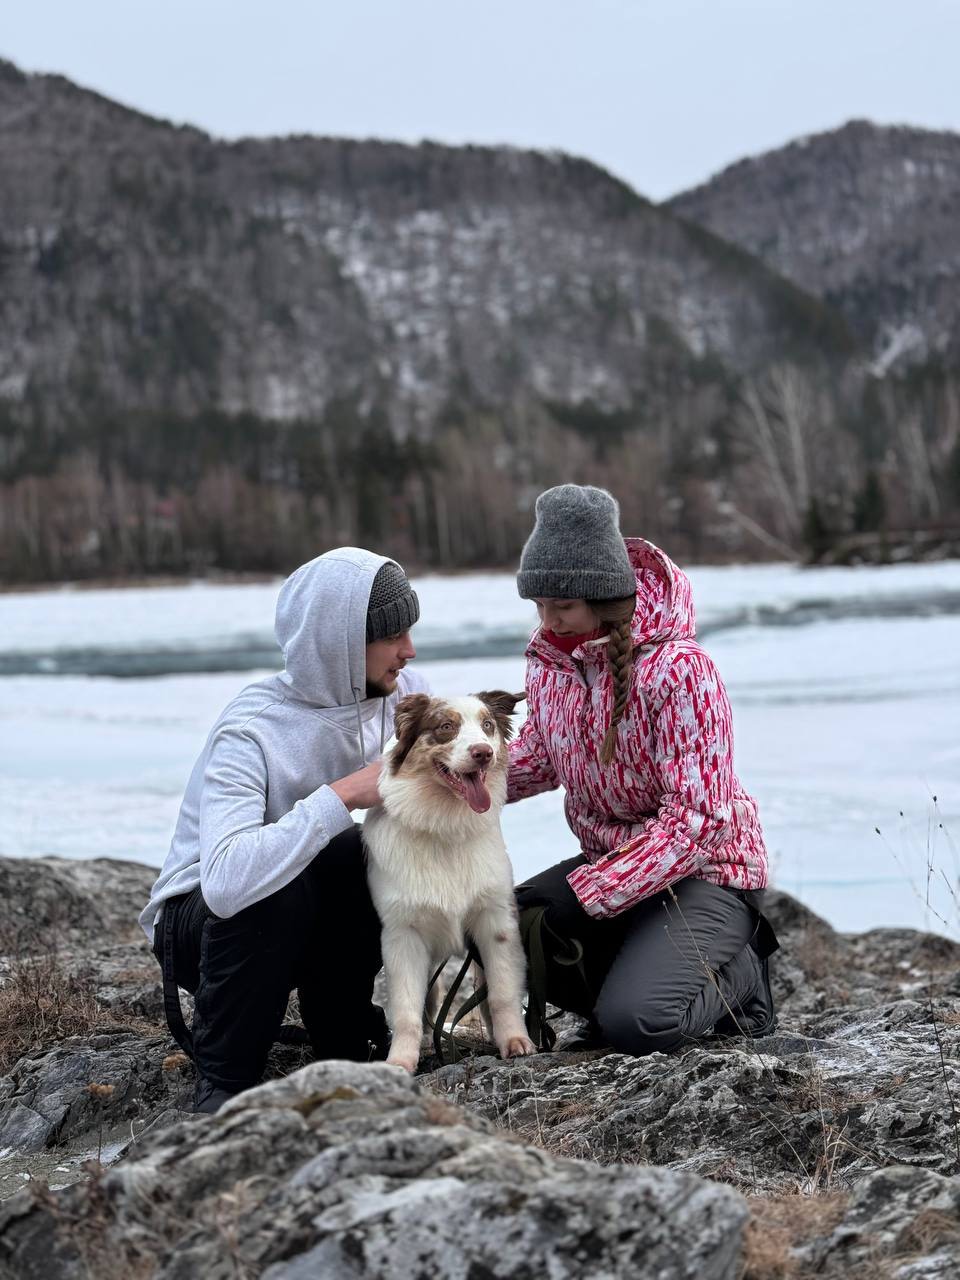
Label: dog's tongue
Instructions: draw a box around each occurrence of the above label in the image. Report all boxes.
[461,770,491,814]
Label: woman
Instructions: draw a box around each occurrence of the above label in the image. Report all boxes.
[508,484,778,1055]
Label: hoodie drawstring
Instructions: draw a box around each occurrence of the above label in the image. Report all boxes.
[352,688,390,768]
[352,688,368,767]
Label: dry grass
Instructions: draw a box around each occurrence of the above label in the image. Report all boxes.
[0,944,162,1073]
[741,1193,960,1279]
[895,1206,960,1255]
[109,963,162,985]
[740,1191,849,1279]
[0,950,105,1073]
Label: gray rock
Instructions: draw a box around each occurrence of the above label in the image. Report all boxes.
[437,1026,959,1190]
[4,862,960,1275]
[0,857,155,954]
[0,1060,748,1280]
[0,938,166,1028]
[800,1165,960,1275]
[764,889,960,1025]
[0,1030,190,1153]
[421,936,960,1191]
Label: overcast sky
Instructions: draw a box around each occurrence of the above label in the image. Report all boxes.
[4,0,958,200]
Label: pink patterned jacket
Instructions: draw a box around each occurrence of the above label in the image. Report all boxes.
[507,538,768,919]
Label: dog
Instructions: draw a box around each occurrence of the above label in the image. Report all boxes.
[363,690,536,1073]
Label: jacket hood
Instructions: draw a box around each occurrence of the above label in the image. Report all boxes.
[528,537,696,662]
[275,546,393,709]
[625,538,696,646]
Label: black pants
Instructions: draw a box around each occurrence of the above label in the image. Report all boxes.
[153,826,386,1092]
[517,856,779,1055]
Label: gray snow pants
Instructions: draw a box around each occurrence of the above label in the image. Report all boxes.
[516,855,779,1055]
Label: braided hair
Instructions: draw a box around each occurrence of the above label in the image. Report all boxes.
[588,595,636,766]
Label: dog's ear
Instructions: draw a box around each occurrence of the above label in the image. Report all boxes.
[390,693,432,771]
[475,690,526,742]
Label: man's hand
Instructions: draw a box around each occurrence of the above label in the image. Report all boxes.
[330,762,383,811]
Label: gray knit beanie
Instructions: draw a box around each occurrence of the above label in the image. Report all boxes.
[366,561,420,641]
[516,485,635,601]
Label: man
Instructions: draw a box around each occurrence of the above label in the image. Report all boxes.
[140,547,427,1113]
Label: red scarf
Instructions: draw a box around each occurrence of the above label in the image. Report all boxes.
[542,627,606,655]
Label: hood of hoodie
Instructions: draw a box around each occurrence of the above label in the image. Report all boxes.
[275,546,394,711]
[528,537,696,662]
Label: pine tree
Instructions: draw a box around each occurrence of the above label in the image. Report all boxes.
[802,497,832,562]
[852,468,886,532]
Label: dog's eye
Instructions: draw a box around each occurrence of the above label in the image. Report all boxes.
[482,719,495,734]
[440,720,454,732]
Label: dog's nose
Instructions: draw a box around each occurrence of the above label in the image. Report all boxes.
[469,744,494,765]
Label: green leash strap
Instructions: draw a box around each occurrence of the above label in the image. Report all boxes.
[431,951,489,1064]
[426,911,589,1064]
[519,905,588,1051]
[445,973,491,1051]
[520,906,553,1050]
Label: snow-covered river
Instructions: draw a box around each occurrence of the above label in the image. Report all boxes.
[1,559,958,937]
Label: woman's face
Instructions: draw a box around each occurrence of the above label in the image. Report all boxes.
[534,598,600,636]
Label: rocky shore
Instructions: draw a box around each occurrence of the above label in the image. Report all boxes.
[1,856,959,1277]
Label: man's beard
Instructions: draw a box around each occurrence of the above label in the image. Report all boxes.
[366,677,395,699]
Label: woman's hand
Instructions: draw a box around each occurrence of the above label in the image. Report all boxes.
[330,762,383,810]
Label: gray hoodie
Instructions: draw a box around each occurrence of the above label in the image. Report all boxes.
[139,547,429,942]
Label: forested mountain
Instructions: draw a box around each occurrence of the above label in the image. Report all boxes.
[670,120,960,373]
[0,60,957,581]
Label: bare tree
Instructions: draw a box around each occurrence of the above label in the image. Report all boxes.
[894,410,941,522]
[731,364,844,554]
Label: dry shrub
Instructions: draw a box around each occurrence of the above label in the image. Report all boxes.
[896,1206,960,1254]
[740,1217,795,1280]
[420,1096,465,1127]
[740,1191,849,1279]
[0,950,104,1072]
[110,963,163,985]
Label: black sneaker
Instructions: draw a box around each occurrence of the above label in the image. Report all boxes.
[748,955,778,1037]
[713,953,778,1039]
[554,1015,608,1052]
[193,1078,240,1115]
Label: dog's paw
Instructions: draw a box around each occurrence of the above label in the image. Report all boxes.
[501,1035,536,1059]
[386,1051,420,1075]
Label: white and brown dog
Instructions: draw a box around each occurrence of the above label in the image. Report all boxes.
[363,690,536,1073]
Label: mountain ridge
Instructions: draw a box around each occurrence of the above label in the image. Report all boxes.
[669,118,960,368]
[0,56,856,437]
[1,57,957,581]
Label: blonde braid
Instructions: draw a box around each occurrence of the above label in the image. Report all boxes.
[589,596,636,766]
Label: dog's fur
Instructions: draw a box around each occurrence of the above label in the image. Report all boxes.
[363,690,535,1073]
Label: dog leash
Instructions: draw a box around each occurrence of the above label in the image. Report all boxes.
[428,952,488,1064]
[425,909,588,1064]
[518,906,587,1053]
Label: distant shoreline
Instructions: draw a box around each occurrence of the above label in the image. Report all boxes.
[0,553,784,594]
[4,531,960,594]
[0,570,282,595]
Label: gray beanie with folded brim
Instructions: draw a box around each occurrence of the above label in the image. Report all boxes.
[517,485,635,601]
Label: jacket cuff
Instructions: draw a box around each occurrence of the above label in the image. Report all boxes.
[312,785,356,841]
[565,864,609,920]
